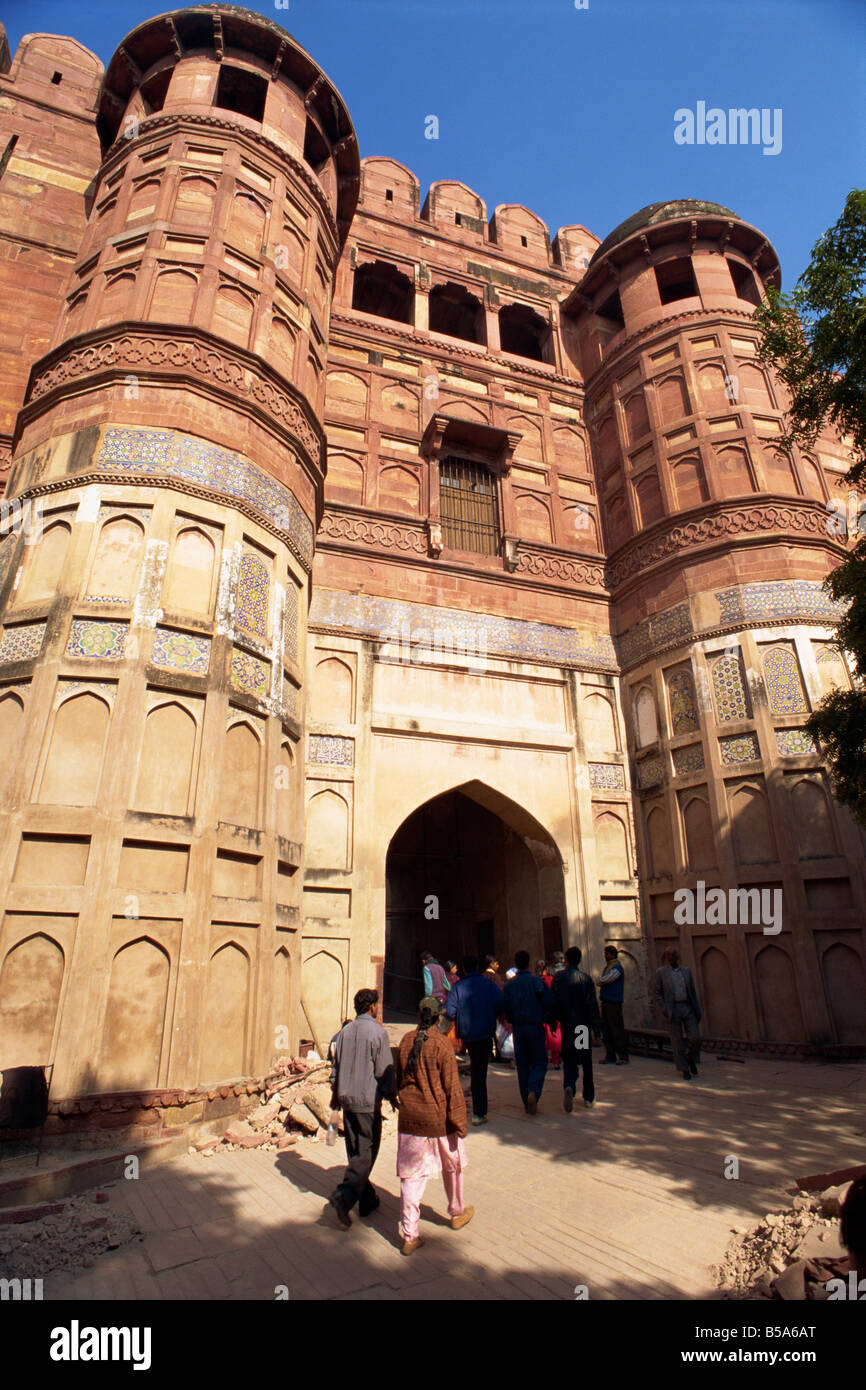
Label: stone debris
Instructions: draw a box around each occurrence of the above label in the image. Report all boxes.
[713,1185,852,1299]
[0,1189,140,1281]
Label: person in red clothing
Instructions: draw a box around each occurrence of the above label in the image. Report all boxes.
[394,996,472,1256]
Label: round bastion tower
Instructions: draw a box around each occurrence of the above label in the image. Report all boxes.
[0,6,359,1108]
[563,200,866,1049]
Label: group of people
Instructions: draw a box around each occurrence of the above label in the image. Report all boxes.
[325,943,635,1253]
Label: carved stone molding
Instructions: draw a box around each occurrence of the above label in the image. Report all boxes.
[22,328,324,472]
[606,498,842,591]
[318,508,426,553]
[516,547,606,588]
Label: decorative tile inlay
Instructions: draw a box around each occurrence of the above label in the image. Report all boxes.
[0,621,46,663]
[230,646,269,699]
[636,756,664,789]
[672,743,705,775]
[82,594,128,605]
[308,590,618,671]
[619,602,693,667]
[762,645,808,715]
[283,678,300,719]
[65,619,128,660]
[284,587,298,663]
[667,668,699,736]
[710,654,749,723]
[97,429,314,569]
[719,732,760,765]
[588,762,625,790]
[775,727,817,757]
[237,550,269,640]
[308,735,354,766]
[152,628,211,675]
[716,579,846,625]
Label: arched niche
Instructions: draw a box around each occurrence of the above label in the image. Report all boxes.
[134,701,197,816]
[163,526,215,615]
[595,811,630,880]
[681,794,716,871]
[222,720,261,828]
[312,656,353,723]
[700,946,738,1037]
[99,937,169,1091]
[38,692,110,806]
[646,804,673,877]
[200,942,249,1083]
[633,686,658,748]
[729,782,775,864]
[0,932,64,1067]
[754,944,805,1042]
[85,516,145,601]
[514,493,552,543]
[151,268,197,324]
[821,942,866,1043]
[582,691,616,750]
[15,520,71,605]
[306,789,349,870]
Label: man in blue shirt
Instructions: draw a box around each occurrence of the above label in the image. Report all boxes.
[598,945,629,1065]
[502,950,555,1114]
[446,954,504,1125]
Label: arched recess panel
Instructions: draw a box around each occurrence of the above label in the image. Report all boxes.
[174,175,216,222]
[200,942,249,1083]
[633,687,657,747]
[514,494,552,543]
[222,721,261,827]
[646,804,673,877]
[0,932,64,1067]
[821,942,866,1043]
[672,456,709,509]
[583,691,616,749]
[312,656,353,723]
[301,948,344,1055]
[595,811,629,880]
[790,778,836,858]
[15,521,71,605]
[151,269,197,324]
[753,943,805,1042]
[617,949,643,1029]
[378,465,420,515]
[227,192,267,250]
[38,693,110,806]
[635,471,664,527]
[85,517,145,601]
[729,782,776,865]
[700,945,738,1038]
[273,944,295,1051]
[680,793,716,871]
[164,527,215,615]
[213,284,254,348]
[0,692,24,802]
[306,789,349,869]
[98,937,170,1091]
[277,740,295,841]
[134,701,198,815]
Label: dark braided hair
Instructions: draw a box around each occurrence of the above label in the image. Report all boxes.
[406,1005,438,1079]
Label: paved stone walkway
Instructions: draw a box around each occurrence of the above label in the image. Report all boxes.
[45,1055,865,1301]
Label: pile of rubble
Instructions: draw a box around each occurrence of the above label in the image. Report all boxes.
[0,1188,139,1281]
[714,1183,850,1299]
[189,1057,399,1157]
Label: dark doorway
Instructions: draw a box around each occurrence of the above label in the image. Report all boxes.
[543,915,563,960]
[384,785,565,1019]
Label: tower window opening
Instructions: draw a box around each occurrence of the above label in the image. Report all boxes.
[428,281,485,344]
[727,257,762,306]
[655,257,698,305]
[140,68,172,115]
[385,188,393,201]
[303,116,330,174]
[214,65,267,123]
[596,287,624,328]
[520,235,528,247]
[51,71,62,85]
[352,260,414,324]
[439,457,499,555]
[499,302,550,362]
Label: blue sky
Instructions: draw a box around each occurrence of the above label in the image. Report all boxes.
[4,0,863,285]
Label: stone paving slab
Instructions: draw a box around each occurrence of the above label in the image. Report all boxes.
[43,1055,866,1302]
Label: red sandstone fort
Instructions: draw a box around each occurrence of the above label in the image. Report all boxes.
[0,6,862,1134]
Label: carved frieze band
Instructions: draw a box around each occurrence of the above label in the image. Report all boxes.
[318,508,426,553]
[606,499,840,591]
[516,547,605,588]
[23,329,324,471]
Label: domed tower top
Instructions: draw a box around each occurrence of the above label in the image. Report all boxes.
[97,4,360,244]
[563,197,781,371]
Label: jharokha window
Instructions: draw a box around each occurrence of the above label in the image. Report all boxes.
[439,457,499,555]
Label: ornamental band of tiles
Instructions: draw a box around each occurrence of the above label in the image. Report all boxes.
[0,7,863,1111]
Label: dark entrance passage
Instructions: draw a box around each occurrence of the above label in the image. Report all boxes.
[384,783,565,1018]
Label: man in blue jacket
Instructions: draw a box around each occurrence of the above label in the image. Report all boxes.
[446,954,504,1125]
[502,950,555,1115]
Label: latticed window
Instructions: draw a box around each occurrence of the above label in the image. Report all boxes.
[439,457,499,555]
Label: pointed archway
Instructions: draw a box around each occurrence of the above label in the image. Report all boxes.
[384,781,566,1018]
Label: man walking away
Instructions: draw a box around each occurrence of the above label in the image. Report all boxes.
[655,948,702,1081]
[328,988,396,1228]
[502,950,555,1114]
[598,946,629,1065]
[553,947,602,1112]
[445,955,504,1125]
[421,951,450,1005]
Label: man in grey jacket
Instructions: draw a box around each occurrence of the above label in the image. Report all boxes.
[655,948,702,1081]
[328,988,396,1228]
